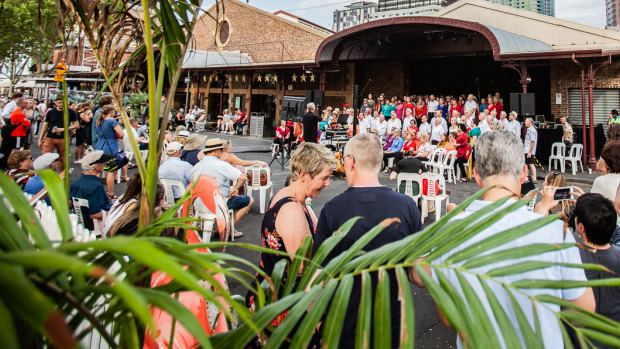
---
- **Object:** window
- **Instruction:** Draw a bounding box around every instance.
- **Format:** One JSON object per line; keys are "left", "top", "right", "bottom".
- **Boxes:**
{"left": 215, "top": 19, "right": 231, "bottom": 47}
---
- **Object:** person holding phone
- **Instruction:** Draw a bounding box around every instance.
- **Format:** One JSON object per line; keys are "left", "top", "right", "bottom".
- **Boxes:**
{"left": 533, "top": 172, "right": 582, "bottom": 217}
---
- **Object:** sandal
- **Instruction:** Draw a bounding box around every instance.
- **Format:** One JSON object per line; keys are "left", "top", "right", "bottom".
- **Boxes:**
{"left": 108, "top": 193, "right": 118, "bottom": 200}
{"left": 232, "top": 230, "right": 244, "bottom": 239}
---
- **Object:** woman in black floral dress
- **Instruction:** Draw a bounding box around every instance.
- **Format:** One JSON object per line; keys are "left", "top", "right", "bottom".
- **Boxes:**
{"left": 246, "top": 142, "right": 336, "bottom": 346}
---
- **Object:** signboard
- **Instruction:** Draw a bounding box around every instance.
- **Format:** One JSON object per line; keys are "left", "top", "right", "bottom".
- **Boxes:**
{"left": 555, "top": 93, "right": 562, "bottom": 104}
{"left": 55, "top": 62, "right": 68, "bottom": 75}
{"left": 54, "top": 75, "right": 65, "bottom": 82}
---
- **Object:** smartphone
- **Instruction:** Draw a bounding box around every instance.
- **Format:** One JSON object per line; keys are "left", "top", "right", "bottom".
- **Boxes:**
{"left": 554, "top": 187, "right": 572, "bottom": 201}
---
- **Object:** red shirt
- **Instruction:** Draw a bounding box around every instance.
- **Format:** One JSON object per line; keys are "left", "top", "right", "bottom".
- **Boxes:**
{"left": 403, "top": 103, "right": 415, "bottom": 115}
{"left": 10, "top": 108, "right": 30, "bottom": 137}
{"left": 455, "top": 133, "right": 469, "bottom": 158}
{"left": 275, "top": 126, "right": 289, "bottom": 139}
{"left": 449, "top": 105, "right": 460, "bottom": 116}
{"left": 236, "top": 112, "right": 247, "bottom": 123}
{"left": 494, "top": 102, "right": 503, "bottom": 118}
{"left": 402, "top": 140, "right": 417, "bottom": 152}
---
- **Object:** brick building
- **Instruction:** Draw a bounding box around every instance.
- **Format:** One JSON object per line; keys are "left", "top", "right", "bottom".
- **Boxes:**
{"left": 177, "top": 0, "right": 620, "bottom": 167}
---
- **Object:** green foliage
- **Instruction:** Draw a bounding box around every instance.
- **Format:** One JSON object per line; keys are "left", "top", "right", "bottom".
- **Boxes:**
{"left": 0, "top": 0, "right": 58, "bottom": 82}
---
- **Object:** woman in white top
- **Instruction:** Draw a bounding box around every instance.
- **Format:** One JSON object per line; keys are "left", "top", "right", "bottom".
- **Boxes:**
{"left": 592, "top": 141, "right": 620, "bottom": 218}
{"left": 449, "top": 116, "right": 459, "bottom": 134}
{"left": 414, "top": 134, "right": 433, "bottom": 161}
{"left": 103, "top": 173, "right": 142, "bottom": 236}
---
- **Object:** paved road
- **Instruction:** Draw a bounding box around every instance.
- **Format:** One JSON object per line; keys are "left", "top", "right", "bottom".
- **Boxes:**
{"left": 29, "top": 130, "right": 593, "bottom": 348}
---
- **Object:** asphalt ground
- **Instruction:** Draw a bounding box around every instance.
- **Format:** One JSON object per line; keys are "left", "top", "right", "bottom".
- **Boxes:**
{"left": 28, "top": 130, "right": 596, "bottom": 348}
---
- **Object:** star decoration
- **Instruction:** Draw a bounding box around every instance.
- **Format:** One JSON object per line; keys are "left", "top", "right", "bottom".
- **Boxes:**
{"left": 265, "top": 74, "right": 272, "bottom": 82}
{"left": 234, "top": 74, "right": 239, "bottom": 82}
{"left": 256, "top": 74, "right": 262, "bottom": 82}
{"left": 214, "top": 75, "right": 219, "bottom": 82}
{"left": 209, "top": 75, "right": 213, "bottom": 82}
{"left": 291, "top": 73, "right": 297, "bottom": 82}
{"left": 300, "top": 74, "right": 307, "bottom": 82}
{"left": 310, "top": 74, "right": 315, "bottom": 82}
{"left": 203, "top": 75, "right": 207, "bottom": 82}
{"left": 273, "top": 74, "right": 278, "bottom": 83}
{"left": 242, "top": 75, "right": 246, "bottom": 82}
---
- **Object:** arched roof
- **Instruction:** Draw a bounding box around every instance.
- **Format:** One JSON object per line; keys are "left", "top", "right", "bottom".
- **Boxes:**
{"left": 315, "top": 16, "right": 551, "bottom": 63}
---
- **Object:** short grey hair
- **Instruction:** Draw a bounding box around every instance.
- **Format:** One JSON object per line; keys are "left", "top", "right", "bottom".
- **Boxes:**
{"left": 307, "top": 102, "right": 316, "bottom": 111}
{"left": 344, "top": 133, "right": 383, "bottom": 172}
{"left": 474, "top": 131, "right": 524, "bottom": 182}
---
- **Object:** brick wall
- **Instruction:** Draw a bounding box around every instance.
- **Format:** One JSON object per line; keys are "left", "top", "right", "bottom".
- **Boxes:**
{"left": 356, "top": 58, "right": 406, "bottom": 99}
{"left": 550, "top": 59, "right": 620, "bottom": 119}
{"left": 193, "top": 0, "right": 328, "bottom": 63}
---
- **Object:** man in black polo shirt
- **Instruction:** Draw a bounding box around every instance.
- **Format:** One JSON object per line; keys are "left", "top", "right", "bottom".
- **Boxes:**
{"left": 313, "top": 133, "right": 424, "bottom": 348}
{"left": 38, "top": 96, "right": 78, "bottom": 170}
{"left": 301, "top": 102, "right": 322, "bottom": 143}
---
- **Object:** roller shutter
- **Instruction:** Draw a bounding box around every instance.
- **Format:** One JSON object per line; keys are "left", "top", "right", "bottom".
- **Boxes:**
{"left": 569, "top": 88, "right": 620, "bottom": 133}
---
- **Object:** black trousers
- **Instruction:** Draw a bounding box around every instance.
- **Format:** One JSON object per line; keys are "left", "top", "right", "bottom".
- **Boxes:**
{"left": 454, "top": 157, "right": 467, "bottom": 178}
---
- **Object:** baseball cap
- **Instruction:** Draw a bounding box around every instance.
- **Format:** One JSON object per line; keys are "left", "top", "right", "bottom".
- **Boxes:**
{"left": 79, "top": 150, "right": 114, "bottom": 168}
{"left": 166, "top": 141, "right": 183, "bottom": 154}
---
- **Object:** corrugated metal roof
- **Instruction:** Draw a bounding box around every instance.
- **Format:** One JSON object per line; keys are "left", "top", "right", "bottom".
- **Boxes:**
{"left": 485, "top": 26, "right": 552, "bottom": 54}
{"left": 181, "top": 50, "right": 252, "bottom": 69}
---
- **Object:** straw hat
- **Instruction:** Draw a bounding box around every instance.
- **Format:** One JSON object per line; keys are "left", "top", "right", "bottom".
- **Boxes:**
{"left": 202, "top": 138, "right": 225, "bottom": 153}
{"left": 184, "top": 134, "right": 207, "bottom": 151}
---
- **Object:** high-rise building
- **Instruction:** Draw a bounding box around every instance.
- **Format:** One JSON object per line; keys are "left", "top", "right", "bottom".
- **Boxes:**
{"left": 333, "top": 1, "right": 377, "bottom": 32}
{"left": 607, "top": 0, "right": 620, "bottom": 28}
{"left": 484, "top": 0, "right": 555, "bottom": 17}
{"left": 377, "top": 0, "right": 454, "bottom": 12}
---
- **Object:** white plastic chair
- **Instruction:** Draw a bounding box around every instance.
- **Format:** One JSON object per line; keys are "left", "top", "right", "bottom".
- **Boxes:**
{"left": 72, "top": 197, "right": 103, "bottom": 236}
{"left": 434, "top": 150, "right": 458, "bottom": 184}
{"left": 548, "top": 142, "right": 566, "bottom": 173}
{"left": 423, "top": 148, "right": 446, "bottom": 172}
{"left": 396, "top": 172, "right": 423, "bottom": 205}
{"left": 564, "top": 144, "right": 584, "bottom": 175}
{"left": 420, "top": 172, "right": 449, "bottom": 222}
{"left": 245, "top": 165, "right": 273, "bottom": 214}
{"left": 160, "top": 178, "right": 186, "bottom": 210}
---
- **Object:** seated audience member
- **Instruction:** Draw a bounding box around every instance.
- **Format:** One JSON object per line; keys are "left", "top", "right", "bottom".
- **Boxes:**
{"left": 107, "top": 183, "right": 165, "bottom": 237}
{"left": 411, "top": 130, "right": 594, "bottom": 349}
{"left": 191, "top": 138, "right": 253, "bottom": 238}
{"left": 390, "top": 149, "right": 428, "bottom": 180}
{"left": 312, "top": 133, "right": 423, "bottom": 347}
{"left": 273, "top": 119, "right": 290, "bottom": 155}
{"left": 414, "top": 134, "right": 432, "bottom": 161}
{"left": 219, "top": 139, "right": 268, "bottom": 168}
{"left": 103, "top": 173, "right": 142, "bottom": 236}
{"left": 245, "top": 143, "right": 336, "bottom": 325}
{"left": 383, "top": 129, "right": 397, "bottom": 151}
{"left": 159, "top": 141, "right": 193, "bottom": 200}
{"left": 234, "top": 109, "right": 247, "bottom": 134}
{"left": 592, "top": 140, "right": 620, "bottom": 243}
{"left": 418, "top": 115, "right": 431, "bottom": 136}
{"left": 5, "top": 150, "right": 34, "bottom": 189}
{"left": 382, "top": 129, "right": 404, "bottom": 172}
{"left": 533, "top": 172, "right": 578, "bottom": 218}
{"left": 393, "top": 130, "right": 417, "bottom": 166}
{"left": 180, "top": 134, "right": 206, "bottom": 166}
{"left": 70, "top": 151, "right": 113, "bottom": 230}
{"left": 574, "top": 193, "right": 620, "bottom": 327}
{"left": 439, "top": 133, "right": 456, "bottom": 152}
{"left": 24, "top": 153, "right": 59, "bottom": 204}
{"left": 127, "top": 118, "right": 149, "bottom": 150}
{"left": 291, "top": 124, "right": 304, "bottom": 151}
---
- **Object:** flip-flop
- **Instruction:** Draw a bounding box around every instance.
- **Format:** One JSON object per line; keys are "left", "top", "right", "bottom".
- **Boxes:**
{"left": 233, "top": 230, "right": 244, "bottom": 239}
{"left": 108, "top": 193, "right": 118, "bottom": 200}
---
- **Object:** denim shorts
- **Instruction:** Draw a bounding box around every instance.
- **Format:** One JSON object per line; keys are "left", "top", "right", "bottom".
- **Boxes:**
{"left": 227, "top": 195, "right": 251, "bottom": 210}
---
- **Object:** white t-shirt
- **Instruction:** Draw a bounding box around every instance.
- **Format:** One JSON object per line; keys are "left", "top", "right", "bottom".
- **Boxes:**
{"left": 403, "top": 116, "right": 415, "bottom": 130}
{"left": 427, "top": 100, "right": 439, "bottom": 113}
{"left": 191, "top": 155, "right": 241, "bottom": 199}
{"left": 430, "top": 117, "right": 448, "bottom": 131}
{"left": 524, "top": 126, "right": 538, "bottom": 155}
{"left": 358, "top": 117, "right": 371, "bottom": 133}
{"left": 1, "top": 100, "right": 17, "bottom": 120}
{"left": 479, "top": 121, "right": 491, "bottom": 134}
{"left": 464, "top": 100, "right": 478, "bottom": 114}
{"left": 433, "top": 200, "right": 587, "bottom": 349}
{"left": 377, "top": 120, "right": 388, "bottom": 138}
{"left": 418, "top": 122, "right": 431, "bottom": 135}
{"left": 387, "top": 118, "right": 402, "bottom": 132}
{"left": 591, "top": 173, "right": 620, "bottom": 225}
{"left": 507, "top": 120, "right": 521, "bottom": 139}
{"left": 430, "top": 125, "right": 445, "bottom": 143}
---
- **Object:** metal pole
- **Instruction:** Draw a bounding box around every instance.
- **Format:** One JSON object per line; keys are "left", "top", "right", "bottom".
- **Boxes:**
{"left": 587, "top": 63, "right": 596, "bottom": 169}
{"left": 185, "top": 71, "right": 190, "bottom": 112}
{"left": 353, "top": 84, "right": 359, "bottom": 136}
{"left": 572, "top": 55, "right": 587, "bottom": 165}
{"left": 61, "top": 79, "right": 70, "bottom": 194}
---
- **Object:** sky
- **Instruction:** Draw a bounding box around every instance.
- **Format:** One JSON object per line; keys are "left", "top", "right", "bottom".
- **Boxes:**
{"left": 250, "top": 0, "right": 607, "bottom": 30}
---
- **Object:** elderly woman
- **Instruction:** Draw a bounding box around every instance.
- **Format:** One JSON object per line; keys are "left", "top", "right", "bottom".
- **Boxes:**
{"left": 6, "top": 150, "right": 34, "bottom": 189}
{"left": 246, "top": 143, "right": 336, "bottom": 326}
{"left": 414, "top": 133, "right": 433, "bottom": 161}
{"left": 382, "top": 129, "right": 404, "bottom": 172}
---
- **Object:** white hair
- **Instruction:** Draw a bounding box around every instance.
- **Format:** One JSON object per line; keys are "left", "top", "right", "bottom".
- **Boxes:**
{"left": 307, "top": 102, "right": 316, "bottom": 111}
{"left": 474, "top": 131, "right": 524, "bottom": 182}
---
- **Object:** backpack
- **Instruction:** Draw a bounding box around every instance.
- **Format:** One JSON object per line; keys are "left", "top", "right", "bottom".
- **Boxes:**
{"left": 1, "top": 120, "right": 18, "bottom": 139}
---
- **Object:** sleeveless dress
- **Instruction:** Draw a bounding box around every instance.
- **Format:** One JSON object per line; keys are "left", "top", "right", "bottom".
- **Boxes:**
{"left": 95, "top": 119, "right": 119, "bottom": 155}
{"left": 245, "top": 195, "right": 315, "bottom": 346}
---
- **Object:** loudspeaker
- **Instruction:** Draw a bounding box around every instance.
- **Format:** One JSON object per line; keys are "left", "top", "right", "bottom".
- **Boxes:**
{"left": 509, "top": 93, "right": 520, "bottom": 114}
{"left": 305, "top": 90, "right": 313, "bottom": 106}
{"left": 313, "top": 90, "right": 324, "bottom": 107}
{"left": 520, "top": 93, "right": 535, "bottom": 116}
{"left": 282, "top": 96, "right": 305, "bottom": 123}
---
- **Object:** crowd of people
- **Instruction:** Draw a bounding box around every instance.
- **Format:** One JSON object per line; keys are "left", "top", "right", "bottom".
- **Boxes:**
{"left": 1, "top": 89, "right": 620, "bottom": 347}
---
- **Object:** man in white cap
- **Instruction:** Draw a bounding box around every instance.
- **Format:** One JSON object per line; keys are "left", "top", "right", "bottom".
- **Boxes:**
{"left": 70, "top": 150, "right": 114, "bottom": 230}
{"left": 506, "top": 111, "right": 521, "bottom": 139}
{"left": 191, "top": 138, "right": 252, "bottom": 238}
{"left": 24, "top": 153, "right": 59, "bottom": 204}
{"left": 159, "top": 141, "right": 193, "bottom": 200}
